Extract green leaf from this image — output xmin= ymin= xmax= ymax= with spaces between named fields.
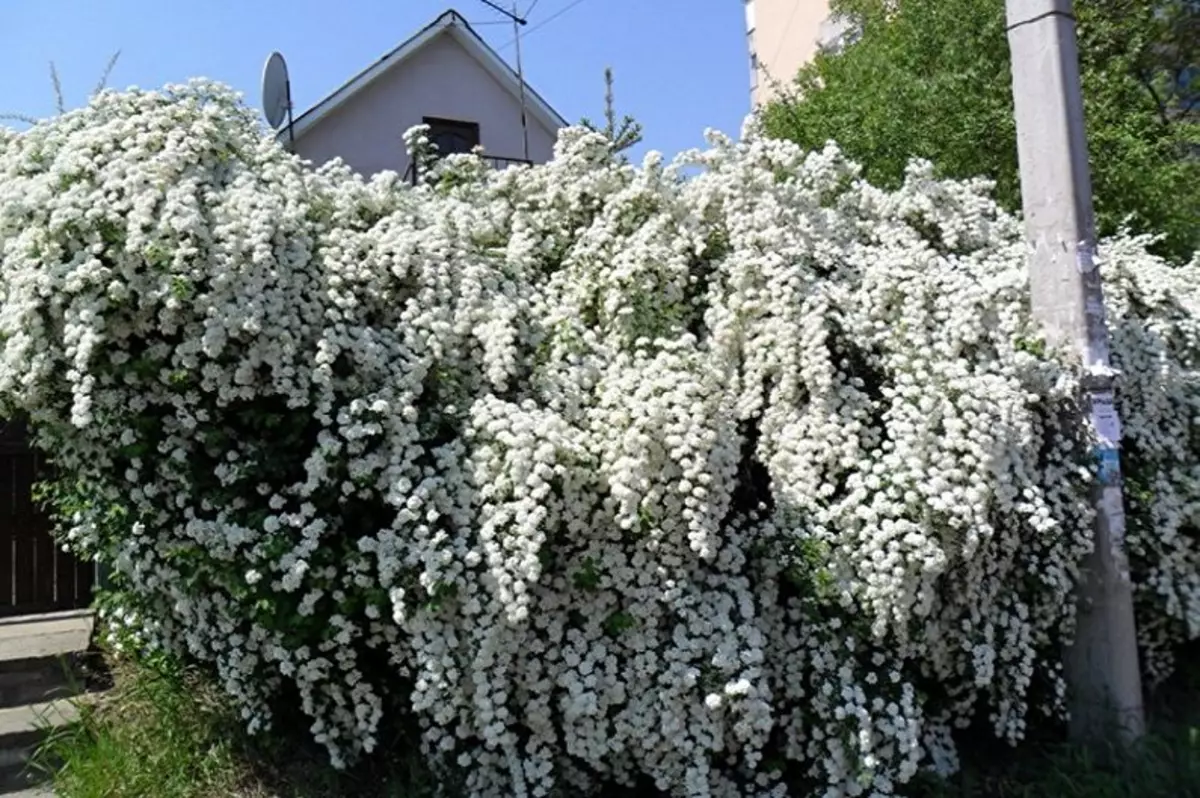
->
xmin=602 ymin=610 xmax=637 ymax=637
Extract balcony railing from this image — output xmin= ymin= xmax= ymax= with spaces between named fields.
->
xmin=404 ymin=154 xmax=532 ymax=185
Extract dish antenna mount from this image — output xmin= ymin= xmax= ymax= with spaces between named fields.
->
xmin=261 ymin=51 xmax=295 ymax=147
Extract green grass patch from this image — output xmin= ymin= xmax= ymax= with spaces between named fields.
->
xmin=30 ymin=654 xmax=249 ymax=798
xmin=30 ymin=651 xmax=440 ymax=798
xmin=909 ymin=649 xmax=1200 ymax=797
xmin=909 ymin=728 xmax=1200 ymax=797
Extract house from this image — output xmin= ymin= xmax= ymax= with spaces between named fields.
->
xmin=744 ymin=0 xmax=853 ymax=106
xmin=284 ymin=9 xmax=567 ymax=180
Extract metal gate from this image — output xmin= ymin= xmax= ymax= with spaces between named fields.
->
xmin=0 ymin=419 xmax=93 ymax=617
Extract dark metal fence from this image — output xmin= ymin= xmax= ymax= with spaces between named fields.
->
xmin=0 ymin=420 xmax=93 ymax=617
xmin=404 ymin=154 xmax=533 ymax=185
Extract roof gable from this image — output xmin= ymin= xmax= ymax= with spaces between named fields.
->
xmin=287 ymin=9 xmax=567 ymax=142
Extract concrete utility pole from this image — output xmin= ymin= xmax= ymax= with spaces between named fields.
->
xmin=1005 ymin=0 xmax=1145 ymax=746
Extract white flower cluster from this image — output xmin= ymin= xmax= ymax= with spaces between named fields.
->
xmin=1 ymin=82 xmax=1197 ymax=798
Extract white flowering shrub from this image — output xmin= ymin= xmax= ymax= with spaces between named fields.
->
xmin=1 ymin=82 xmax=1198 ymax=798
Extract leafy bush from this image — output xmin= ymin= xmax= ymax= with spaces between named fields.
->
xmin=1 ymin=82 xmax=1199 ymax=797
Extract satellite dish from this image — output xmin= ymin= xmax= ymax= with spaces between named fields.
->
xmin=261 ymin=51 xmax=292 ymax=131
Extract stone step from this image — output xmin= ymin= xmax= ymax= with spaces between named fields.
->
xmin=0 ymin=700 xmax=80 ymax=740
xmin=0 ymin=698 xmax=83 ymax=795
xmin=0 ymin=611 xmax=95 ymax=712
xmin=0 ymin=612 xmax=97 ymax=796
xmin=0 ymin=613 xmax=93 ymax=664
xmin=0 ymin=659 xmax=80 ymax=712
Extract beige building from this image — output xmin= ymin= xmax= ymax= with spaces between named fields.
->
xmin=744 ymin=0 xmax=851 ymax=106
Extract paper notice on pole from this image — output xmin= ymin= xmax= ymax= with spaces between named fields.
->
xmin=1076 ymin=246 xmax=1098 ymax=273
xmin=1089 ymin=390 xmax=1121 ymax=446
xmin=1094 ymin=447 xmax=1120 ymax=485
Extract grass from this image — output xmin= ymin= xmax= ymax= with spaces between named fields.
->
xmin=30 ymin=654 xmax=249 ymax=798
xmin=907 ymin=647 xmax=1200 ymax=798
xmin=909 ymin=727 xmax=1200 ymax=797
xmin=29 ymin=652 xmax=440 ymax=798
xmin=29 ymin=645 xmax=1200 ymax=797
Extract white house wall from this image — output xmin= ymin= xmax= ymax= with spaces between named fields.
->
xmin=292 ymin=32 xmax=558 ymax=178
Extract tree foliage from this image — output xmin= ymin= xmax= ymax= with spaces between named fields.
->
xmin=580 ymin=66 xmax=643 ymax=155
xmin=761 ymin=0 xmax=1200 ymax=261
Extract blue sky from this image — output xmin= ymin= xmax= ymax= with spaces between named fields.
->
xmin=0 ymin=0 xmax=754 ymax=162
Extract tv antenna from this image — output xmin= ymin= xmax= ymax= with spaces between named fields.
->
xmin=261 ymin=51 xmax=295 ymax=148
xmin=475 ymin=0 xmax=531 ymax=161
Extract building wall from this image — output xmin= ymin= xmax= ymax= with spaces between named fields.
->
xmin=746 ymin=0 xmax=846 ymax=106
xmin=292 ymin=32 xmax=558 ymax=178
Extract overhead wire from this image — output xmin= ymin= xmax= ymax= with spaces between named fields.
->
xmin=498 ymin=0 xmax=589 ymax=50
xmin=477 ymin=0 xmax=526 ymax=22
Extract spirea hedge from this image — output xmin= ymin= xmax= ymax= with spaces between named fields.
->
xmin=1 ymin=82 xmax=1198 ymax=798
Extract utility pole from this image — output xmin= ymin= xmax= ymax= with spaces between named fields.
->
xmin=1005 ymin=0 xmax=1145 ymax=746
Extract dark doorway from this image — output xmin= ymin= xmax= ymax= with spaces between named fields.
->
xmin=423 ymin=117 xmax=481 ymax=156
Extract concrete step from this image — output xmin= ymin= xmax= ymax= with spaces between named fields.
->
xmin=0 ymin=612 xmax=96 ymax=796
xmin=0 ymin=613 xmax=93 ymax=664
xmin=0 ymin=701 xmax=81 ymax=740
xmin=0 ymin=660 xmax=80 ymax=711
xmin=0 ymin=610 xmax=96 ymax=712
xmin=0 ymin=699 xmax=82 ymax=795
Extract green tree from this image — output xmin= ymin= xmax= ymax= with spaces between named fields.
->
xmin=761 ymin=0 xmax=1199 ymax=261
xmin=581 ymin=66 xmax=644 ymax=156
